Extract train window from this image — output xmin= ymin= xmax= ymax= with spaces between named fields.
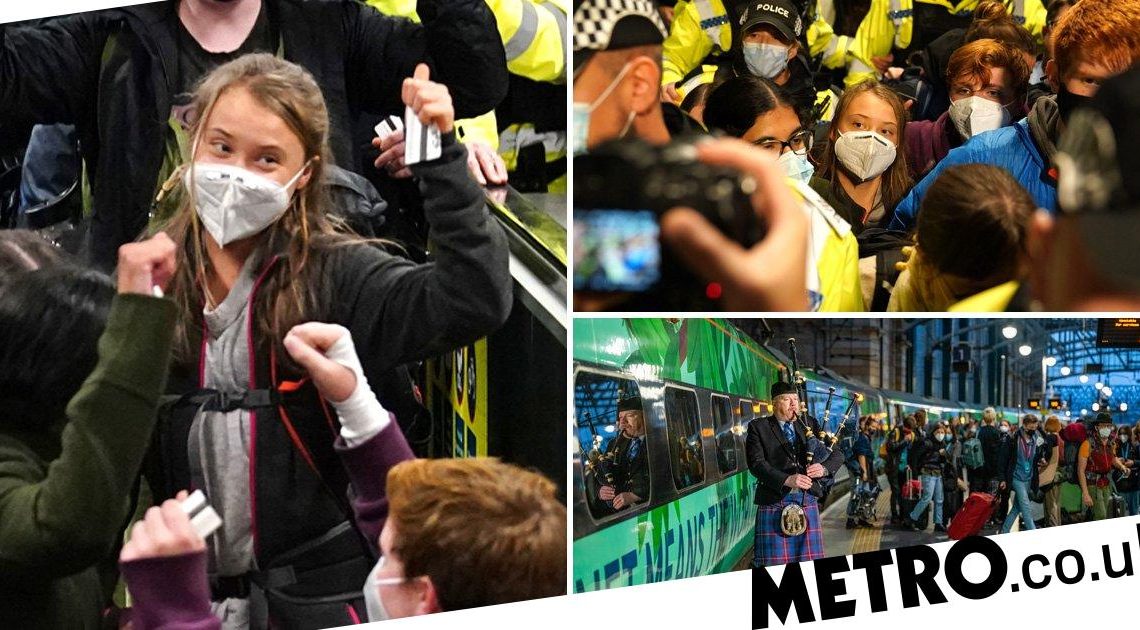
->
xmin=664 ymin=387 xmax=705 ymax=490
xmin=574 ymin=371 xmax=650 ymax=520
xmin=711 ymin=394 xmax=739 ymax=475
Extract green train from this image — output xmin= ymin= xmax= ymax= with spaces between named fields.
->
xmin=572 ymin=318 xmax=1024 ymax=593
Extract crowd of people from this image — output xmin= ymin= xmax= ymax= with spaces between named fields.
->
xmin=572 ymin=0 xmax=1140 ymax=312
xmin=852 ymin=407 xmax=1140 ymax=537
xmin=0 ymin=1 xmax=568 ymax=627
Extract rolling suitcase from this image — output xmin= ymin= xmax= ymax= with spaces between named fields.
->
xmin=948 ymin=492 xmax=997 ymax=540
xmin=900 ymin=470 xmax=930 ymax=529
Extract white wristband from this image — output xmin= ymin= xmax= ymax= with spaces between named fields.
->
xmin=324 ymin=331 xmax=390 ymax=447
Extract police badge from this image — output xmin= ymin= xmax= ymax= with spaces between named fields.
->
xmin=780 ymin=500 xmax=808 ymax=536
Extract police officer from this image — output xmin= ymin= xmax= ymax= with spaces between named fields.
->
xmin=745 ymin=381 xmax=844 ymax=567
xmin=712 ymin=0 xmax=841 ymax=123
xmin=597 ymin=396 xmax=650 ymax=511
xmin=661 ymin=0 xmax=850 ymax=104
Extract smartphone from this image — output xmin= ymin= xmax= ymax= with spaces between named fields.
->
xmin=573 ymin=208 xmax=661 ymax=293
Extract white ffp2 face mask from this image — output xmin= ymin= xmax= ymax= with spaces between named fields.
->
xmin=185 ymin=161 xmax=309 ymax=247
xmin=948 ymin=96 xmax=1011 ymax=140
xmin=833 ymin=130 xmax=896 ymax=182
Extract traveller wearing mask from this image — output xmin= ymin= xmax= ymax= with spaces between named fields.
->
xmin=906 ymin=39 xmax=1030 ymax=179
xmin=883 ymin=415 xmax=917 ymax=524
xmin=1000 ymin=414 xmax=1047 ymax=533
xmin=904 ymin=422 xmax=949 ymax=533
xmin=1078 ymin=414 xmax=1130 ymax=521
xmin=703 ymin=76 xmax=863 ymax=312
xmin=889 ymin=0 xmax=1140 ymax=233
xmin=973 ymin=408 xmax=1000 ymax=491
xmin=119 ymin=458 xmax=566 ymax=625
xmin=1115 ymin=425 xmax=1139 ymax=516
xmin=810 ymin=81 xmax=913 ymax=235
xmin=887 ymin=164 xmax=1035 ymax=312
xmin=140 ymin=55 xmax=510 ymax=627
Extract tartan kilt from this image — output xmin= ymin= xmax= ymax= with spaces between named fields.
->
xmin=753 ymin=491 xmax=824 ymax=567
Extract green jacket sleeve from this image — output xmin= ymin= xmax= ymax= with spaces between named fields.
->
xmin=0 ymin=294 xmax=176 ymax=579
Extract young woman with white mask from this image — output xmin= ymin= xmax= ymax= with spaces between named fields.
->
xmin=809 ymin=81 xmax=912 ymax=235
xmin=135 ymin=53 xmax=510 ymax=627
xmin=906 ymin=39 xmax=1029 ymax=179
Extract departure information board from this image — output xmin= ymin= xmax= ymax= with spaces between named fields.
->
xmin=1097 ymin=318 xmax=1140 ymax=348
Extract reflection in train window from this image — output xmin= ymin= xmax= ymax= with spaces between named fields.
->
xmin=664 ymin=387 xmax=704 ymax=490
xmin=739 ymin=399 xmax=761 ymax=422
xmin=711 ymin=394 xmax=739 ymax=475
xmin=574 ymin=371 xmax=650 ymax=520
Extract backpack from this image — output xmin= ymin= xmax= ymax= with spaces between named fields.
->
xmin=1059 ymin=439 xmax=1082 ymax=484
xmin=961 ymin=437 xmax=984 ymax=470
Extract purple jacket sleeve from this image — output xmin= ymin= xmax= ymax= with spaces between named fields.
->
xmin=120 ymin=551 xmax=219 ymax=630
xmin=334 ymin=420 xmax=416 ymax=548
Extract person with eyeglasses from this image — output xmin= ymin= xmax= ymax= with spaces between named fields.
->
xmin=703 ymin=75 xmax=864 ymax=311
xmin=905 ymin=39 xmax=1030 ymax=180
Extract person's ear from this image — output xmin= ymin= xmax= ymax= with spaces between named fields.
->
xmin=627 ymin=56 xmax=663 ymax=115
xmin=787 ymin=44 xmax=798 ymax=62
xmin=414 ymin=577 xmax=443 ymax=616
xmin=296 ymin=157 xmax=318 ymax=191
xmin=1045 ymin=58 xmax=1059 ymax=92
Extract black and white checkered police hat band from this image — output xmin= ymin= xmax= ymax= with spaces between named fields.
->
xmin=573 ymin=0 xmax=668 ymax=53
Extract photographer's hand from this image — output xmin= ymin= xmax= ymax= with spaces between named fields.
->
xmin=660 ymin=139 xmax=809 ymax=311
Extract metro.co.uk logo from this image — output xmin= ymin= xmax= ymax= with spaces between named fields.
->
xmin=753 ymin=520 xmax=1140 ymax=628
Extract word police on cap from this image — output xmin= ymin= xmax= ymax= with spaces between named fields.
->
xmin=755 ymin=3 xmax=790 ymax=18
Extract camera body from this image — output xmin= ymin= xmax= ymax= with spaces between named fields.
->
xmin=573 ymin=137 xmax=764 ymax=309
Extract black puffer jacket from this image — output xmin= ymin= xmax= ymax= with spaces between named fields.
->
xmin=0 ymin=0 xmax=507 ymax=269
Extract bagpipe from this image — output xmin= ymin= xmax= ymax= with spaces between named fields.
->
xmin=580 ymin=411 xmax=616 ymax=489
xmin=777 ymin=338 xmax=866 ymax=537
xmin=783 ymin=338 xmax=865 ymax=495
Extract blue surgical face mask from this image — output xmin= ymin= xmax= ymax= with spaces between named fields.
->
xmin=777 ymin=150 xmax=815 ymax=184
xmin=572 ymin=63 xmax=634 ymax=156
xmin=743 ymin=42 xmax=789 ymax=79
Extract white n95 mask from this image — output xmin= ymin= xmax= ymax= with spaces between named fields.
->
xmin=948 ymin=96 xmax=1011 ymax=140
xmin=833 ymin=131 xmax=896 ymax=182
xmin=184 ymin=161 xmax=309 ymax=247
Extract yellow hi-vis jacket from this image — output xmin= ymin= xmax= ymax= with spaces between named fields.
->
xmin=662 ymin=0 xmax=851 ymax=87
xmin=369 ymin=0 xmax=567 ymax=190
xmin=947 ymin=280 xmax=1020 ymax=312
xmin=844 ymin=0 xmax=1045 ymax=88
xmin=789 ymin=179 xmax=865 ymax=312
